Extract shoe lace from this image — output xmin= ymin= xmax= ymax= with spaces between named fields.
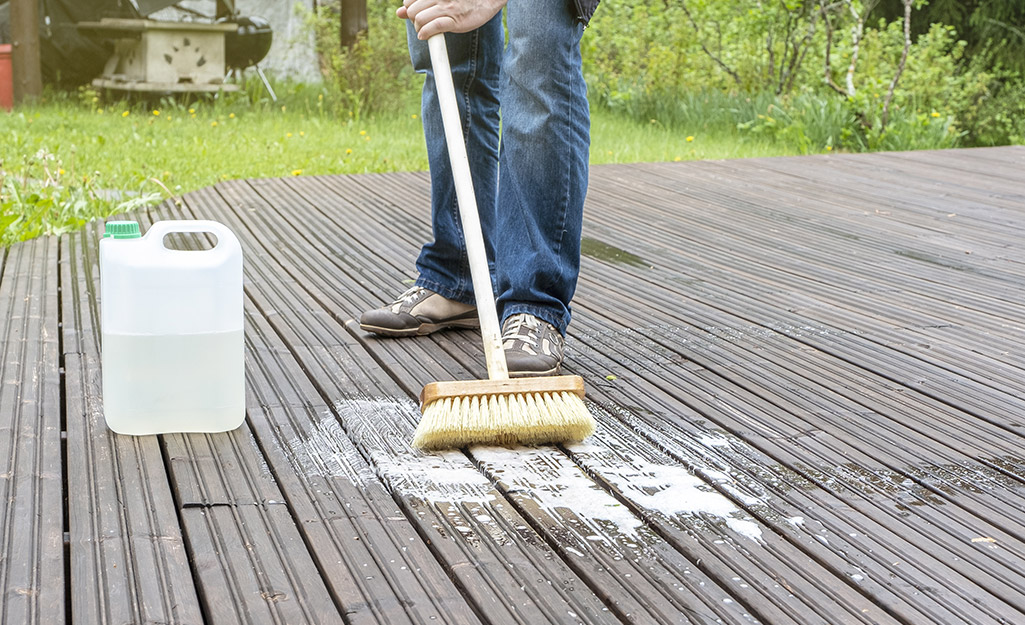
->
xmin=502 ymin=313 xmax=541 ymax=341
xmin=395 ymin=286 xmax=427 ymax=306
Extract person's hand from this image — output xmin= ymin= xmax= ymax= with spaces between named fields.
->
xmin=397 ymin=0 xmax=507 ymax=40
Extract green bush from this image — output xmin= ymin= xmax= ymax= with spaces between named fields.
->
xmin=970 ymin=73 xmax=1025 ymax=145
xmin=736 ymin=92 xmax=858 ymax=153
xmin=838 ymin=21 xmax=986 ymax=148
xmin=583 ymin=0 xmax=1017 ymax=151
xmin=305 ymin=0 xmax=421 ymax=118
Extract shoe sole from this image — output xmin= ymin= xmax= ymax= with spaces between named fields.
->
xmin=360 ymin=319 xmax=480 ymax=337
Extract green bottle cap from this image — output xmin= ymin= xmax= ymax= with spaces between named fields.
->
xmin=104 ymin=221 xmax=141 ymax=239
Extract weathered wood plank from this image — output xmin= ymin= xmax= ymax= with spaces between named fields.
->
xmin=173 ymin=183 xmax=624 ymax=624
xmin=237 ymin=171 xmax=905 ymax=624
xmin=327 ymin=176 xmax=923 ymax=624
xmin=59 ymin=224 xmax=203 ymax=625
xmin=129 ymin=208 xmax=372 ymax=624
xmin=567 ymin=296 xmax=1025 ymax=623
xmin=305 ymin=148 xmax=1025 ymax=618
xmin=0 ymin=237 xmax=64 ymax=624
xmin=41 ymin=145 xmax=1025 ymax=624
xmin=203 ymin=177 xmax=714 ymax=623
xmin=578 ymin=163 xmax=1025 ymax=397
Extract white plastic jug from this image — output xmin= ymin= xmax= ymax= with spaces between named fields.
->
xmin=100 ymin=220 xmax=245 ymax=435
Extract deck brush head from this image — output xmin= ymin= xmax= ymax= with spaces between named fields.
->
xmin=413 ymin=375 xmax=595 ymax=450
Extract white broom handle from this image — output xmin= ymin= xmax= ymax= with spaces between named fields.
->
xmin=427 ymin=34 xmax=509 ymax=381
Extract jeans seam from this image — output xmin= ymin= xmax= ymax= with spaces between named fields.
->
xmin=455 ymin=31 xmax=482 ymax=297
xmin=555 ymin=84 xmax=572 ymax=261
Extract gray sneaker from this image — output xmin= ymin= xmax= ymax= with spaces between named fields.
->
xmin=360 ymin=286 xmax=479 ymax=337
xmin=502 ymin=313 xmax=564 ymax=377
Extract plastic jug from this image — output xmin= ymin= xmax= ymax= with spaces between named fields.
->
xmin=100 ymin=220 xmax=245 ymax=435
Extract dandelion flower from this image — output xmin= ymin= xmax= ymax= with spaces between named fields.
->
xmin=826 ymin=146 xmax=833 ymax=151
xmin=229 ymin=113 xmax=236 ymax=119
xmin=411 ymin=114 xmax=418 ymax=119
xmin=931 ymin=111 xmax=940 ymax=118
xmin=292 ymin=169 xmax=303 ymax=176
xmin=300 ymin=131 xmax=305 ymax=136
xmin=211 ymin=121 xmax=218 ymax=127
xmin=674 ymin=157 xmax=681 ymax=162
xmin=359 ymin=130 xmax=367 ymax=135
xmin=122 ymin=111 xmax=129 ymax=117
xmin=287 ymin=132 xmax=293 ymax=138
xmin=153 ymin=110 xmax=160 ymax=116
xmin=345 ymin=148 xmax=353 ymax=154
xmin=189 ymin=108 xmax=195 ymax=114
xmin=686 ymin=136 xmax=694 ymax=142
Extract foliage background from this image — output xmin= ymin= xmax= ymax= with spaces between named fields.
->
xmin=308 ymin=0 xmax=1024 ymax=150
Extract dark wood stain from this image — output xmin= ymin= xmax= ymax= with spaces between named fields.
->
xmin=2 ymin=146 xmax=1023 ymax=624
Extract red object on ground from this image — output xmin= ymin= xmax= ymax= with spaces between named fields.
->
xmin=0 ymin=44 xmax=12 ymax=111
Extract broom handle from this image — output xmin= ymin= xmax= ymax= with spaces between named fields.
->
xmin=428 ymin=34 xmax=509 ymax=381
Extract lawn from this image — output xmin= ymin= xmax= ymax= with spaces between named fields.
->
xmin=0 ymin=88 xmax=800 ymax=246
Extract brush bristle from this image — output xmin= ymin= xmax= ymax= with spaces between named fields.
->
xmin=412 ymin=391 xmax=595 ymax=450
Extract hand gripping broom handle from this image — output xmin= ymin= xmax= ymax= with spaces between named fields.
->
xmin=427 ymin=34 xmax=509 ymax=381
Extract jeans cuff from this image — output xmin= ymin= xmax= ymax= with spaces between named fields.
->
xmin=415 ymin=276 xmax=475 ymax=307
xmin=502 ymin=303 xmax=570 ymax=337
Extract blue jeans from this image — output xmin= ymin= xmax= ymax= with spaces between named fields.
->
xmin=408 ymin=1 xmax=590 ymax=336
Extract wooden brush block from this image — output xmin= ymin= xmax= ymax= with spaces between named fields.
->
xmin=420 ymin=375 xmax=585 ymax=410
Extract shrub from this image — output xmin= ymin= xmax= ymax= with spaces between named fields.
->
xmin=305 ymin=0 xmax=421 ymax=118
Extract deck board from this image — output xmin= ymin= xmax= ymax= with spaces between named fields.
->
xmin=189 ymin=182 xmax=648 ymax=624
xmin=2 ymin=145 xmax=1024 ymax=623
xmin=0 ymin=237 xmax=64 ymax=625
xmin=59 ymin=225 xmax=204 ymax=625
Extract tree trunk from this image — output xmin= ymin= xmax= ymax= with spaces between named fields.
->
xmin=340 ymin=0 xmax=368 ymax=49
xmin=9 ymin=0 xmax=42 ymax=102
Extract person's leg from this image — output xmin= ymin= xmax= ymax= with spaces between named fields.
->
xmin=410 ymin=16 xmax=504 ymax=306
xmin=495 ymin=0 xmax=590 ymax=335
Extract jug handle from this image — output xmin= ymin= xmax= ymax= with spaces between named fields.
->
xmin=146 ymin=220 xmax=241 ymax=254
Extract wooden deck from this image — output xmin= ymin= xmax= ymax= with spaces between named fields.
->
xmin=2 ymin=145 xmax=1024 ymax=624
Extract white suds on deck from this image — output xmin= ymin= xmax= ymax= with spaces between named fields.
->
xmin=372 ymin=449 xmax=497 ymax=505
xmin=567 ymin=442 xmax=763 ymax=542
xmin=281 ymin=398 xmax=496 ymax=505
xmin=282 ymin=398 xmax=765 ymax=545
xmin=481 ymin=444 xmax=762 ymax=543
xmin=480 ymin=445 xmax=646 ymax=542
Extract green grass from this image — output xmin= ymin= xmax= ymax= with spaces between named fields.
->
xmin=0 ymin=88 xmax=802 ymax=246
xmin=590 ymin=113 xmax=802 ymax=164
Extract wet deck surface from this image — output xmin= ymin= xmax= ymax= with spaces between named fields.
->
xmin=3 ymin=145 xmax=1025 ymax=624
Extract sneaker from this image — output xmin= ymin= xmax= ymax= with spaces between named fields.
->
xmin=501 ymin=313 xmax=564 ymax=377
xmin=360 ymin=286 xmax=479 ymax=337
